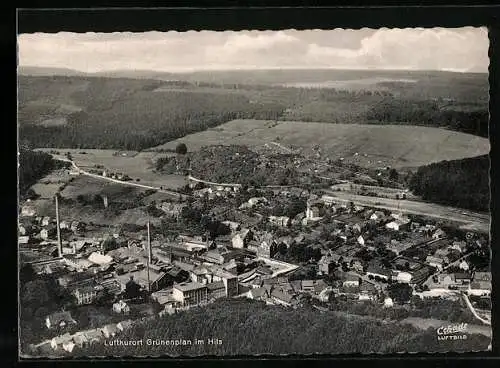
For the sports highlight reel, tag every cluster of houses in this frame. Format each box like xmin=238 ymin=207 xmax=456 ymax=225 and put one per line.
xmin=431 ymin=271 xmax=492 ymax=296
xmin=19 ymin=178 xmax=492 ymax=354
xmin=31 ymin=315 xmax=134 ymax=355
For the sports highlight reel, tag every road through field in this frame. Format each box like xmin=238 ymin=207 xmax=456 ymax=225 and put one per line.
xmin=323 ymin=190 xmax=490 ymax=233
xmin=53 ymin=156 xmax=190 ymax=200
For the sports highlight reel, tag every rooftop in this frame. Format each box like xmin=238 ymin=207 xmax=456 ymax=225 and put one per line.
xmin=174 ymin=281 xmax=207 ymax=292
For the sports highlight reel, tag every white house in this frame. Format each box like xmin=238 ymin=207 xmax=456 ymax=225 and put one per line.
xmin=321 ymin=195 xmax=337 ymax=206
xmin=50 ymin=333 xmax=73 ymax=350
xmin=342 ymin=274 xmax=360 ymax=288
xmin=358 ymin=294 xmax=375 ymax=301
xmin=19 ymin=236 xmax=30 ymax=245
xmin=305 ymin=205 xmax=322 ymax=220
xmin=113 ymin=300 xmax=130 ymax=314
xmin=62 ymin=340 xmax=76 ymax=353
xmin=41 ymin=216 xmax=51 ymax=226
xmin=357 ymin=235 xmax=365 ymax=246
xmin=45 ymin=311 xmax=76 ymax=329
xmin=101 ymin=324 xmax=119 ymax=338
xmin=370 ymin=211 xmax=386 ymax=222
xmin=426 ymin=256 xmax=444 ymax=271
xmin=117 ymin=320 xmax=133 ymax=332
xmin=231 ymin=229 xmax=251 ymax=249
xmin=88 ymin=252 xmax=113 ymax=265
xmin=432 ymin=229 xmax=447 ymax=240
xmin=385 ymin=220 xmax=410 ymax=232
xmin=268 ymin=216 xmax=290 ymax=227
xmin=21 ymin=205 xmax=36 ymax=217
xmin=394 ymin=271 xmax=412 ymax=284
xmin=459 ymin=260 xmax=470 ymax=271
xmin=384 ymin=297 xmax=394 ymax=308
xmin=450 ymin=241 xmax=467 ymax=253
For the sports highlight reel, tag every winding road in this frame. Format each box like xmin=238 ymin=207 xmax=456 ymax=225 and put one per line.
xmin=54 ymin=156 xmax=191 ymax=200
xmin=462 ymin=292 xmax=491 ymax=325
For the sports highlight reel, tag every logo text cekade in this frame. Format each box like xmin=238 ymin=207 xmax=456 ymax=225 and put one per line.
xmin=436 ymin=323 xmax=468 ymax=341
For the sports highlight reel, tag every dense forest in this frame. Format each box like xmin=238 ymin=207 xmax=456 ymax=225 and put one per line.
xmin=18 ymin=147 xmax=60 ymax=194
xmin=366 ymin=97 xmax=489 ymax=138
xmin=409 ymin=155 xmax=490 ymax=212
xmin=18 ymin=74 xmax=489 ymax=150
xmin=72 ymin=298 xmax=490 ymax=356
xmin=188 ymin=145 xmax=306 ymax=186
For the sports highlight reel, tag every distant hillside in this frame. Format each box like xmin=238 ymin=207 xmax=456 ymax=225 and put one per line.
xmin=18 ymin=66 xmax=87 ymax=77
xmin=71 ymin=299 xmax=490 ymax=356
xmin=18 ymin=71 xmax=489 ymax=150
xmin=18 ymin=75 xmax=283 ymax=150
xmin=409 ymin=155 xmax=490 ymax=212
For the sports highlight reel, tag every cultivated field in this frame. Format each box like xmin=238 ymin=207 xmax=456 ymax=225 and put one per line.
xmin=150 ymin=119 xmax=490 ymax=169
xmin=36 ymin=148 xmax=186 ymax=190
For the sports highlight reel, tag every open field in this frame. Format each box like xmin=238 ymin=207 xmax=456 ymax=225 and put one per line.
xmin=28 ymin=176 xmax=162 ymax=227
xmin=150 ymin=119 xmax=490 ymax=169
xmin=36 ymin=148 xmax=186 ymax=190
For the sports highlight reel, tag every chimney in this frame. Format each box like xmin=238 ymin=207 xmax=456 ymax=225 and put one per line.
xmin=55 ymin=195 xmax=62 ymax=258
xmin=103 ymin=195 xmax=109 ymax=208
xmin=146 ymin=220 xmax=151 ymax=293
xmin=147 ymin=221 xmax=152 ymax=264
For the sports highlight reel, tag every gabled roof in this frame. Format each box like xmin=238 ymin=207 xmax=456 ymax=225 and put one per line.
xmin=174 ymin=281 xmax=207 ymax=292
xmin=88 ymin=252 xmax=113 ymax=265
xmin=46 ymin=311 xmax=75 ymax=325
xmin=271 ymin=289 xmax=295 ymax=304
xmin=366 ymin=265 xmax=391 ymax=277
xmin=249 ymin=287 xmax=268 ymax=299
xmin=51 ymin=333 xmax=72 ymax=344
xmin=426 ymin=255 xmax=444 ymax=264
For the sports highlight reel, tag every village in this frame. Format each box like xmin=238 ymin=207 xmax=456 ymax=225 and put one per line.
xmin=18 ymin=160 xmax=492 ymax=357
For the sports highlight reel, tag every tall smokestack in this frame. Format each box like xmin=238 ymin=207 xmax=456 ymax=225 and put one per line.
xmin=55 ymin=195 xmax=62 ymax=258
xmin=146 ymin=220 xmax=151 ymax=293
xmin=147 ymin=221 xmax=152 ymax=264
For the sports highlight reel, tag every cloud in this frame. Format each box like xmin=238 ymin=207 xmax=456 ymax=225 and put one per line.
xmin=17 ymin=27 xmax=489 ymax=73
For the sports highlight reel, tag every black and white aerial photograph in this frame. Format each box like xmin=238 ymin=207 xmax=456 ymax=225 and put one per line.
xmin=17 ymin=26 xmax=492 ymax=357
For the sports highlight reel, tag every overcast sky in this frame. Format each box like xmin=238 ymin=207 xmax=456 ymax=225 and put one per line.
xmin=18 ymin=27 xmax=489 ymax=73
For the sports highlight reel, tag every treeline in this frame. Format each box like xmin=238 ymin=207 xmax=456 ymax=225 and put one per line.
xmin=409 ymin=155 xmax=490 ymax=212
xmin=366 ymin=97 xmax=489 ymax=138
xmin=18 ymin=148 xmax=59 ymax=194
xmin=73 ymin=298 xmax=490 ymax=356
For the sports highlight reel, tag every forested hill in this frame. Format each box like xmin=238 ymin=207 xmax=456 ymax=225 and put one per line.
xmin=409 ymin=155 xmax=490 ymax=212
xmin=18 ymin=73 xmax=488 ymax=150
xmin=73 ymin=299 xmax=489 ymax=356
xmin=18 ymin=148 xmax=56 ymax=194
